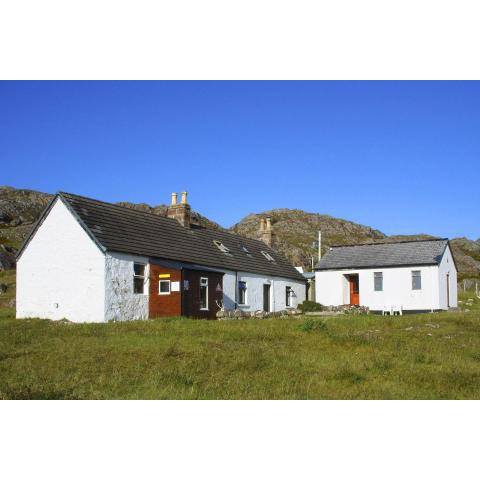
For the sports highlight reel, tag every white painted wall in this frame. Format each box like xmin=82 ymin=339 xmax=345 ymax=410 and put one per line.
xmin=16 ymin=197 xmax=305 ymax=322
xmin=315 ymin=264 xmax=450 ymax=311
xmin=438 ymin=246 xmax=458 ymax=309
xmin=221 ymin=270 xmax=306 ymax=312
xmin=16 ymin=198 xmax=105 ymax=322
xmin=104 ymin=251 xmax=150 ymax=321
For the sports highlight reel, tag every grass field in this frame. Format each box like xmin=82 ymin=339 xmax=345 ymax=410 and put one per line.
xmin=1 ymin=292 xmax=480 ymax=399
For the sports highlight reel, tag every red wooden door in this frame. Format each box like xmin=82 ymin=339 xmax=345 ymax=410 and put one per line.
xmin=349 ymin=275 xmax=359 ymax=305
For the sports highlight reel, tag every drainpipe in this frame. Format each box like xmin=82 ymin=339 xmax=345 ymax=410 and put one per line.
xmin=272 ymin=279 xmax=275 ymax=312
xmin=234 ymin=271 xmax=238 ymax=309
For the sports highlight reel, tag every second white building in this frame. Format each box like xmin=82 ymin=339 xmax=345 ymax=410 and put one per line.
xmin=315 ymin=239 xmax=457 ymax=313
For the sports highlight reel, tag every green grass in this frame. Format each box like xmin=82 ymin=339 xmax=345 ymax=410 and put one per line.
xmin=0 ymin=269 xmax=16 ymax=308
xmin=1 ymin=295 xmax=480 ymax=399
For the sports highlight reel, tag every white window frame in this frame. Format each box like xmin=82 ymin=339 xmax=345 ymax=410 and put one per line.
xmin=374 ymin=272 xmax=383 ymax=292
xmin=200 ymin=277 xmax=209 ymax=310
xmin=261 ymin=250 xmax=275 ymax=262
xmin=286 ymin=286 xmax=294 ymax=307
xmin=412 ymin=270 xmax=422 ymax=290
xmin=238 ymin=281 xmax=248 ymax=305
xmin=159 ymin=279 xmax=171 ymax=295
xmin=133 ymin=262 xmax=147 ymax=295
xmin=213 ymin=240 xmax=231 ymax=255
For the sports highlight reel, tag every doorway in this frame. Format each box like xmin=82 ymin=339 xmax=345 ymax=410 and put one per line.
xmin=347 ymin=274 xmax=359 ymax=305
xmin=263 ymin=284 xmax=271 ymax=312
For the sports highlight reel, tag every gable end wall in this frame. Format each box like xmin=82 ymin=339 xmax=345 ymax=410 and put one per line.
xmin=16 ymin=198 xmax=106 ymax=322
xmin=438 ymin=245 xmax=458 ymax=309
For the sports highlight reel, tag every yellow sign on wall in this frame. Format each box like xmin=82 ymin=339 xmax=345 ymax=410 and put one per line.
xmin=159 ymin=273 xmax=171 ymax=279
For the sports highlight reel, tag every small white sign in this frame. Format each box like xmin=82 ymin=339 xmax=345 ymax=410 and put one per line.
xmin=171 ymin=281 xmax=180 ymax=292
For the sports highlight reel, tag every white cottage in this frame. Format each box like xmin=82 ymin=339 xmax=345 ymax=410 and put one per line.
xmin=315 ymin=239 xmax=457 ymax=313
xmin=16 ymin=192 xmax=305 ymax=322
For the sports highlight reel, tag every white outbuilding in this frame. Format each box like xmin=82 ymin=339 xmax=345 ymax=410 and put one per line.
xmin=16 ymin=191 xmax=305 ymax=322
xmin=315 ymin=239 xmax=457 ymax=313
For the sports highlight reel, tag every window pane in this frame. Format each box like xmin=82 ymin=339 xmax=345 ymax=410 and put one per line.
xmin=374 ymin=272 xmax=383 ymax=291
xmin=238 ymin=281 xmax=247 ymax=304
xmin=134 ymin=263 xmax=145 ymax=276
xmin=159 ymin=280 xmax=170 ymax=294
xmin=412 ymin=271 xmax=421 ymax=290
xmin=286 ymin=287 xmax=292 ymax=306
xmin=134 ymin=277 xmax=144 ymax=294
xmin=200 ymin=285 xmax=208 ymax=309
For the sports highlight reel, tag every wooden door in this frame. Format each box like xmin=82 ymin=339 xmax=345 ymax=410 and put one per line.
xmin=263 ymin=284 xmax=271 ymax=312
xmin=183 ymin=269 xmax=223 ymax=319
xmin=349 ymin=275 xmax=359 ymax=305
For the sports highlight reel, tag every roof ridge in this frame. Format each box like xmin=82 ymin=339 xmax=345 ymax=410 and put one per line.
xmin=58 ymin=191 xmax=277 ymax=253
xmin=58 ymin=191 xmax=180 ymax=223
xmin=329 ymin=238 xmax=448 ymax=248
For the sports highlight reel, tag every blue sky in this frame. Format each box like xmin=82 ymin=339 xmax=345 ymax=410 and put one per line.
xmin=1 ymin=81 xmax=479 ymax=239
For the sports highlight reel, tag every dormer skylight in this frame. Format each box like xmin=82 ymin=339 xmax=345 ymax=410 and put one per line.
xmin=213 ymin=240 xmax=232 ymax=255
xmin=261 ymin=250 xmax=275 ymax=262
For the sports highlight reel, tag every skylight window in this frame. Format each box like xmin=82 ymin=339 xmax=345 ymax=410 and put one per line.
xmin=213 ymin=240 xmax=232 ymax=255
xmin=261 ymin=250 xmax=275 ymax=262
xmin=241 ymin=245 xmax=251 ymax=256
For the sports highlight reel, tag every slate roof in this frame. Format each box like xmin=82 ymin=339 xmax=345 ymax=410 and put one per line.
xmin=315 ymin=239 xmax=451 ymax=271
xmin=21 ymin=192 xmax=304 ymax=281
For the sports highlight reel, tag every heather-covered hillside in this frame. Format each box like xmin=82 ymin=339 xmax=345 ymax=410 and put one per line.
xmin=0 ymin=187 xmax=479 ymax=290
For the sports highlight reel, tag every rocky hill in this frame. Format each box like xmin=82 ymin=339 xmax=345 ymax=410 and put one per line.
xmin=116 ymin=201 xmax=223 ymax=231
xmin=230 ymin=211 xmax=480 ymax=281
xmin=0 ymin=186 xmax=479 ymax=284
xmin=230 ymin=209 xmax=385 ymax=267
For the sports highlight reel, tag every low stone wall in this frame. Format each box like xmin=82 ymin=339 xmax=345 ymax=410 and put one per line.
xmin=216 ymin=308 xmax=302 ymax=319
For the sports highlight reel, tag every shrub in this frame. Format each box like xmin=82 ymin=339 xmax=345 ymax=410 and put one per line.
xmin=298 ymin=301 xmax=324 ymax=313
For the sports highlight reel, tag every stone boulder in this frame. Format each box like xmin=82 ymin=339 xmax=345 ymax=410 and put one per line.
xmin=0 ymin=252 xmax=15 ymax=271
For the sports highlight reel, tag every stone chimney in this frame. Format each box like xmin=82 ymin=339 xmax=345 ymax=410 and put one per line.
xmin=167 ymin=191 xmax=191 ymax=228
xmin=260 ymin=216 xmax=275 ymax=248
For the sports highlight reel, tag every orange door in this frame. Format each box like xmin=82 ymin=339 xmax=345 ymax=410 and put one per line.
xmin=349 ymin=275 xmax=359 ymax=305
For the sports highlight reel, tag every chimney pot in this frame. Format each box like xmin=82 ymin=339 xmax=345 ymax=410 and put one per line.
xmin=259 ymin=217 xmax=275 ymax=248
xmin=167 ymin=191 xmax=191 ymax=228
